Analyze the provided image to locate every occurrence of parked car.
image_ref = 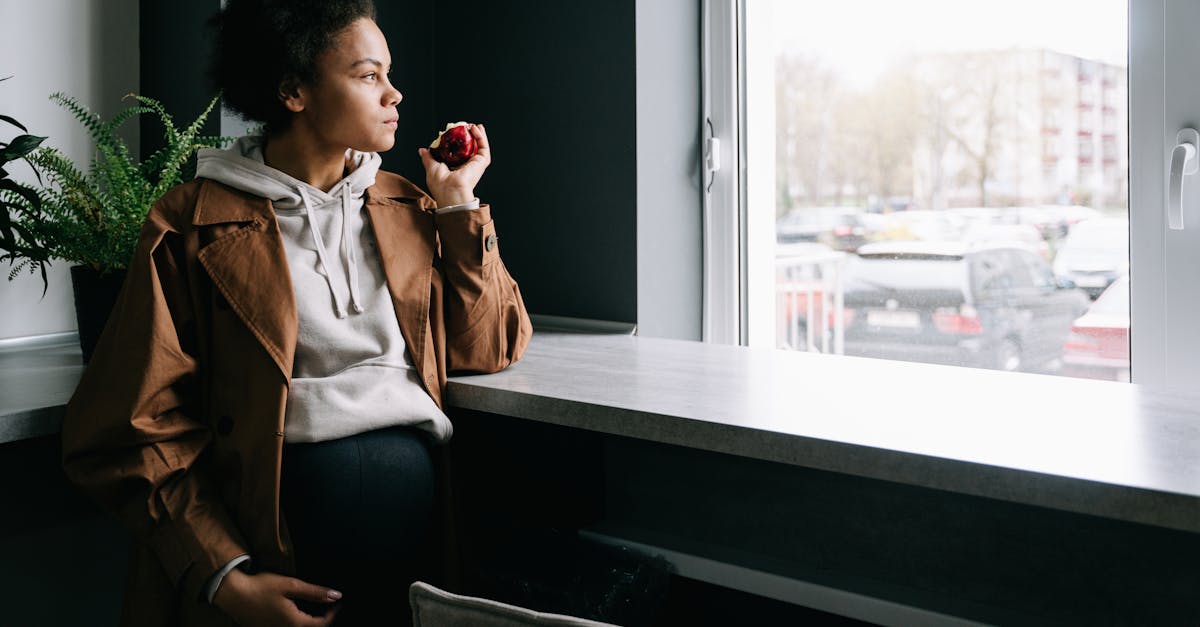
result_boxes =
[1053,217,1128,298]
[1035,204,1103,239]
[874,210,964,242]
[962,223,1052,261]
[777,207,872,251]
[821,213,877,252]
[839,241,1090,372]
[945,207,1006,232]
[1062,274,1130,381]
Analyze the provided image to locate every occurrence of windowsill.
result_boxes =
[5,330,1200,534]
[447,332,1200,535]
[0,335,82,445]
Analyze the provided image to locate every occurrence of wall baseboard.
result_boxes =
[0,332,79,352]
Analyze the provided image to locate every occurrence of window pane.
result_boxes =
[753,0,1130,381]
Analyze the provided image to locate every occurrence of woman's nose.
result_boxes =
[386,87,402,107]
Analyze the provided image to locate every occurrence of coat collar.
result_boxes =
[191,173,439,386]
[190,170,437,226]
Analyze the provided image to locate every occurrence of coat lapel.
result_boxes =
[363,185,438,398]
[188,175,438,395]
[193,180,298,383]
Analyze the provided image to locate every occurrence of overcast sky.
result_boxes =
[758,0,1127,87]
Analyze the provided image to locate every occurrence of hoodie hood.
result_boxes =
[195,134,382,318]
[195,134,382,210]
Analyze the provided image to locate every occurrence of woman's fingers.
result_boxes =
[282,576,343,604]
[472,123,490,153]
[469,123,491,167]
[216,571,344,627]
[420,147,444,172]
[281,576,343,625]
[419,125,489,206]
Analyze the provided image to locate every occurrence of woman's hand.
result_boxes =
[213,568,343,626]
[418,123,492,208]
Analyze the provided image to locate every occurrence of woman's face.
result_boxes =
[293,17,402,154]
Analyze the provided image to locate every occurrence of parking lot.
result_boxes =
[776,206,1129,380]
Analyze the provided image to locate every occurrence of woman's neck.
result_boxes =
[261,129,350,193]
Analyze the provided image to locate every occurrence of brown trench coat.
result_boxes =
[59,171,533,626]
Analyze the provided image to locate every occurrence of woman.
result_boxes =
[59,1,532,625]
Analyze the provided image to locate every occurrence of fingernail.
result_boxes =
[328,590,342,600]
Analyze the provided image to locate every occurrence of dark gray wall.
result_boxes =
[426,0,640,324]
[602,435,1200,624]
[373,1,436,186]
[139,0,223,159]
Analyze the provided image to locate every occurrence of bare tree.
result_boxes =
[920,51,1015,207]
[775,54,841,213]
[856,70,920,207]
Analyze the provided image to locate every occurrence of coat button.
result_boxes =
[217,415,234,436]
[485,234,497,252]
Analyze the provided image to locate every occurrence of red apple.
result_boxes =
[428,121,476,167]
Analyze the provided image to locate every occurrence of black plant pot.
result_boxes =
[70,265,128,364]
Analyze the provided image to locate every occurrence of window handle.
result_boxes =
[1168,128,1198,230]
[704,117,720,193]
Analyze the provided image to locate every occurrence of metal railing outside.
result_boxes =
[775,245,847,355]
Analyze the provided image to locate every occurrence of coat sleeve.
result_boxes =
[433,202,533,374]
[60,204,251,606]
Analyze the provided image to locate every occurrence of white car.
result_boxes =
[963,223,1052,261]
[1053,218,1129,298]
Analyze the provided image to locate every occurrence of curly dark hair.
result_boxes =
[205,0,377,134]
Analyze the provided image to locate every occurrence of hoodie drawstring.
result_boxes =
[194,136,379,320]
[298,185,351,318]
[341,181,364,314]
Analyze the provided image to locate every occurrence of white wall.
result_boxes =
[0,0,139,340]
[635,0,703,341]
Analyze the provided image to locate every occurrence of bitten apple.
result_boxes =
[428,121,477,167]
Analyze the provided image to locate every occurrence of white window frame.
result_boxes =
[704,0,1200,387]
[700,0,743,346]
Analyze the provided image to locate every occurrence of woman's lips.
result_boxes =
[384,119,398,127]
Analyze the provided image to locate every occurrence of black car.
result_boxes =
[840,241,1090,372]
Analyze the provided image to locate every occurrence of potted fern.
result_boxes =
[0,89,231,361]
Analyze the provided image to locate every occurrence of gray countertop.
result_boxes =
[448,332,1200,534]
[0,338,81,444]
[6,331,1200,534]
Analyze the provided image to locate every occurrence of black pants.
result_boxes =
[280,425,435,626]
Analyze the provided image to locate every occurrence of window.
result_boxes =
[705,0,1200,387]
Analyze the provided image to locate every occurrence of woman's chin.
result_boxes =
[350,136,395,155]
[373,139,396,154]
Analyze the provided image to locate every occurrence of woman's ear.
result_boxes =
[278,76,305,114]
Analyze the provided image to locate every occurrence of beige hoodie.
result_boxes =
[195,134,462,445]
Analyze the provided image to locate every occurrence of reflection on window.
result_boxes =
[757,0,1129,380]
